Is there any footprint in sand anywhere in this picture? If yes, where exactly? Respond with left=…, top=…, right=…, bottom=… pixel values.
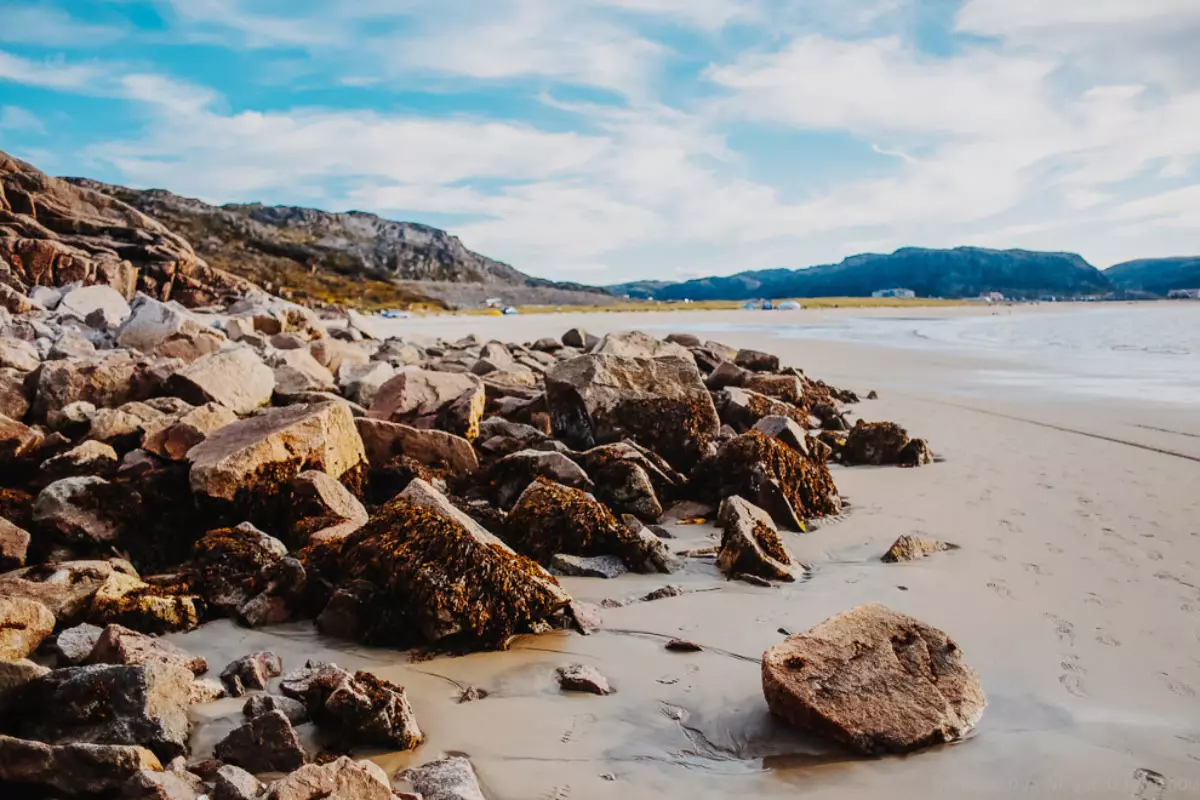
left=1133, top=767, right=1166, bottom=800
left=1095, top=630, right=1122, bottom=647
left=543, top=786, right=572, bottom=800
left=1045, top=542, right=1065, bottom=555
left=1161, top=673, right=1197, bottom=697
left=987, top=580, right=1014, bottom=600
left=1044, top=613, right=1076, bottom=646
left=1023, top=562, right=1050, bottom=576
left=990, top=553, right=1009, bottom=563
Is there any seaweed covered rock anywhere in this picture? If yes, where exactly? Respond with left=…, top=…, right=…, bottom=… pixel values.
left=279, top=663, right=422, bottom=750
left=882, top=534, right=954, bottom=563
left=761, top=603, right=986, bottom=755
left=288, top=470, right=368, bottom=545
left=707, top=431, right=841, bottom=529
left=743, top=373, right=805, bottom=406
left=355, top=417, right=479, bottom=475
left=751, top=415, right=810, bottom=458
left=716, top=496, right=801, bottom=582
left=189, top=523, right=287, bottom=616
left=714, top=387, right=806, bottom=433
left=842, top=421, right=930, bottom=467
left=0, top=558, right=137, bottom=622
left=187, top=401, right=366, bottom=525
left=14, top=662, right=193, bottom=760
left=0, top=596, right=55, bottom=660
left=367, top=368, right=486, bottom=441
left=488, top=449, right=592, bottom=508
left=545, top=353, right=718, bottom=470
left=504, top=478, right=676, bottom=573
left=320, top=488, right=571, bottom=648
left=33, top=475, right=137, bottom=543
left=84, top=571, right=202, bottom=634
left=571, top=441, right=683, bottom=522
left=0, top=735, right=164, bottom=796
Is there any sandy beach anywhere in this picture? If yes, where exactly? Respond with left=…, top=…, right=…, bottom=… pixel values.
left=171, top=303, right=1200, bottom=799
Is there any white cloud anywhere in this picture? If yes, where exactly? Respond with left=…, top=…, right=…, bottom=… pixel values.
left=0, top=50, right=104, bottom=90
left=0, top=5, right=125, bottom=47
left=0, top=105, right=45, bottom=134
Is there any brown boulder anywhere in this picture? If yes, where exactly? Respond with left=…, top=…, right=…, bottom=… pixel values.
left=0, top=515, right=30, bottom=570
left=86, top=624, right=207, bottom=675
left=733, top=348, right=779, bottom=372
left=0, top=735, right=163, bottom=796
left=279, top=662, right=423, bottom=750
left=264, top=756, right=392, bottom=800
left=400, top=756, right=487, bottom=800
left=167, top=347, right=275, bottom=414
left=0, top=596, right=55, bottom=661
left=368, top=368, right=486, bottom=440
left=0, top=336, right=39, bottom=371
left=716, top=496, right=801, bottom=582
left=0, top=367, right=30, bottom=420
left=142, top=402, right=238, bottom=461
left=707, top=431, right=841, bottom=529
left=882, top=534, right=954, bottom=562
left=40, top=439, right=120, bottom=480
left=0, top=411, right=40, bottom=459
left=743, top=373, right=805, bottom=405
left=189, top=523, right=288, bottom=615
left=289, top=470, right=369, bottom=545
left=33, top=475, right=136, bottom=543
left=593, top=330, right=691, bottom=360
left=214, top=710, right=307, bottom=774
left=33, top=353, right=140, bottom=418
left=489, top=448, right=592, bottom=508
left=761, top=603, right=986, bottom=754
left=714, top=386, right=806, bottom=433
left=842, top=420, right=929, bottom=466
left=0, top=558, right=138, bottom=622
left=220, top=651, right=283, bottom=696
left=751, top=415, right=811, bottom=457
left=355, top=417, right=479, bottom=474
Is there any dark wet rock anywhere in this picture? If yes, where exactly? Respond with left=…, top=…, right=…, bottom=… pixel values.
left=898, top=438, right=934, bottom=467
left=0, top=515, right=30, bottom=570
left=214, top=710, right=307, bottom=774
left=867, top=390, right=879, bottom=400
left=489, top=448, right=592, bottom=508
left=545, top=353, right=718, bottom=470
left=733, top=348, right=779, bottom=372
left=213, top=764, right=263, bottom=800
left=555, top=663, right=612, bottom=695
left=0, top=596, right=55, bottom=661
left=237, top=556, right=307, bottom=628
left=40, top=439, right=120, bottom=480
left=220, top=651, right=283, bottom=697
left=571, top=441, right=683, bottom=522
left=561, top=327, right=596, bottom=350
left=716, top=496, right=801, bottom=582
left=86, top=624, right=207, bottom=675
left=666, top=638, right=703, bottom=652
left=314, top=484, right=570, bottom=647
left=841, top=420, right=927, bottom=466
left=141, top=402, right=238, bottom=462
left=532, top=336, right=562, bottom=352
left=356, top=417, right=479, bottom=475
left=882, top=534, right=954, bottom=563
left=289, top=470, right=368, bottom=546
left=123, top=766, right=206, bottom=799
left=166, top=348, right=275, bottom=415
left=53, top=622, right=104, bottom=664
left=243, top=693, right=308, bottom=724
left=15, top=662, right=193, bottom=760
left=367, top=368, right=485, bottom=441
left=810, top=401, right=848, bottom=431
left=761, top=603, right=986, bottom=755
left=263, top=756, right=393, bottom=800
left=33, top=475, right=137, bottom=543
left=505, top=478, right=675, bottom=573
left=400, top=756, right=487, bottom=800
left=189, top=523, right=287, bottom=616
left=714, top=387, right=806, bottom=433
left=549, top=553, right=628, bottom=579
left=751, top=414, right=810, bottom=457
left=706, top=431, right=841, bottom=529
left=743, top=373, right=805, bottom=406
left=187, top=401, right=366, bottom=525
left=642, top=584, right=685, bottom=602
left=278, top=663, right=423, bottom=750
left=0, top=735, right=164, bottom=796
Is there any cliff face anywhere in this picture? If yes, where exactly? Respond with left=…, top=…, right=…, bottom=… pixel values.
left=614, top=247, right=1114, bottom=301
left=0, top=151, right=255, bottom=307
left=68, top=180, right=608, bottom=310
left=1106, top=257, right=1200, bottom=296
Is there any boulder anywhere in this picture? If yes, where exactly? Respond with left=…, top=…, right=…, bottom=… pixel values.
left=0, top=658, right=50, bottom=710
left=15, top=662, right=193, bottom=760
left=761, top=603, right=986, bottom=754
left=752, top=415, right=810, bottom=457
left=48, top=329, right=99, bottom=360
left=368, top=368, right=485, bottom=441
left=555, top=663, right=612, bottom=695
left=733, top=348, right=779, bottom=372
left=571, top=442, right=681, bottom=522
left=504, top=478, right=676, bottom=573
left=33, top=475, right=134, bottom=543
left=549, top=553, right=628, bottom=579
left=58, top=284, right=130, bottom=328
left=400, top=756, right=487, bottom=800
left=243, top=693, right=308, bottom=724
left=278, top=663, right=422, bottom=749
left=0, top=411, right=40, bottom=459
left=123, top=767, right=206, bottom=799
left=88, top=400, right=165, bottom=450
left=545, top=354, right=719, bottom=470
left=142, top=402, right=238, bottom=461
left=86, top=624, right=207, bottom=675
left=0, top=336, right=40, bottom=371
left=898, top=438, right=934, bottom=467
left=150, top=328, right=227, bottom=363
left=308, top=339, right=371, bottom=374
left=213, top=764, right=263, bottom=800
left=714, top=387, right=805, bottom=433
left=289, top=470, right=369, bottom=545
left=33, top=353, right=141, bottom=418
left=561, top=327, right=596, bottom=349
left=0, top=559, right=138, bottom=622
left=0, top=735, right=163, bottom=796
left=220, top=651, right=283, bottom=697
left=236, top=555, right=307, bottom=628
left=85, top=571, right=202, bottom=634
left=167, top=348, right=275, bottom=414
left=882, top=534, right=954, bottom=562
left=0, top=596, right=55, bottom=661
left=40, top=439, right=120, bottom=480
left=0, top=367, right=30, bottom=419
left=117, top=297, right=209, bottom=352
left=338, top=360, right=394, bottom=407
left=214, top=710, right=307, bottom=774
left=841, top=421, right=927, bottom=466
left=0, top=515, right=31, bottom=569
left=355, top=417, right=479, bottom=474
left=716, top=496, right=800, bottom=582
left=187, top=401, right=366, bottom=521
left=263, top=756, right=392, bottom=800
left=743, top=373, right=805, bottom=405
left=707, top=431, right=841, bottom=529
left=593, top=330, right=692, bottom=360
left=53, top=622, right=104, bottom=664
left=189, top=523, right=287, bottom=615
left=489, top=448, right=592, bottom=508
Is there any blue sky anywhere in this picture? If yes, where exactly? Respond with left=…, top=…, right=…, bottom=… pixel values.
left=1, top=1, right=1198, bottom=282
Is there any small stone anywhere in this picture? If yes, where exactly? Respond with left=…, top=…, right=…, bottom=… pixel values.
left=665, top=638, right=703, bottom=652
left=882, top=534, right=954, bottom=563
left=243, top=693, right=308, bottom=724
left=189, top=678, right=226, bottom=704
left=53, top=622, right=105, bottom=664
left=556, top=663, right=612, bottom=695
left=220, top=651, right=283, bottom=697
left=867, top=390, right=879, bottom=400
left=642, top=585, right=685, bottom=602
left=456, top=685, right=489, bottom=703
left=214, top=710, right=307, bottom=774
left=213, top=764, right=263, bottom=800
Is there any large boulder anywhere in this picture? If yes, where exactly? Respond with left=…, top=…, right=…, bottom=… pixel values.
left=0, top=558, right=138, bottom=622
left=761, top=603, right=986, bottom=755
left=289, top=470, right=369, bottom=545
left=488, top=448, right=592, bottom=508
left=263, top=756, right=392, bottom=800
left=0, top=596, right=55, bottom=660
left=187, top=401, right=366, bottom=523
left=367, top=368, right=485, bottom=441
left=87, top=400, right=165, bottom=450
left=716, top=496, right=800, bottom=582
left=571, top=441, right=683, bottom=522
left=117, top=296, right=210, bottom=353
left=14, top=662, right=193, bottom=760
left=33, top=353, right=141, bottom=418
left=188, top=523, right=288, bottom=616
left=714, top=387, right=806, bottom=433
left=86, top=624, right=207, bottom=675
left=166, top=348, right=275, bottom=414
left=141, top=402, right=238, bottom=461
left=40, top=439, right=121, bottom=481
left=399, top=756, right=487, bottom=800
left=355, top=417, right=479, bottom=474
left=214, top=710, right=307, bottom=774
left=593, top=330, right=692, bottom=360
left=57, top=284, right=131, bottom=328
left=278, top=662, right=422, bottom=750
left=0, top=735, right=163, bottom=796
left=707, top=431, right=841, bottom=529
left=545, top=354, right=719, bottom=470
left=841, top=420, right=931, bottom=467
left=33, top=475, right=135, bottom=543
left=338, top=360, right=394, bottom=407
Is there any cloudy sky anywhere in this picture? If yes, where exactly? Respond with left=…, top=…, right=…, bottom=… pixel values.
left=1, top=1, right=1197, bottom=282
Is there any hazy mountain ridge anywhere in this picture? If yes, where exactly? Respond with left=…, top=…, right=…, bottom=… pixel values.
left=1105, top=257, right=1200, bottom=296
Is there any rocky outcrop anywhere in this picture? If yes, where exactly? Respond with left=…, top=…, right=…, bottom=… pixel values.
left=761, top=603, right=986, bottom=754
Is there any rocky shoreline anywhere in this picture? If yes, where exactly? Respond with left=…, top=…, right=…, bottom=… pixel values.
left=1, top=150, right=982, bottom=798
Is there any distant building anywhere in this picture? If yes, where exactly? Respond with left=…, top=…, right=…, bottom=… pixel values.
left=979, top=291, right=1005, bottom=302
left=1168, top=288, right=1200, bottom=299
left=483, top=297, right=505, bottom=308
left=872, top=288, right=915, bottom=299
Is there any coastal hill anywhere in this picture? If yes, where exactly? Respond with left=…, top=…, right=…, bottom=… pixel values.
left=609, top=247, right=1114, bottom=301
left=1105, top=257, right=1200, bottom=296
left=67, top=178, right=611, bottom=310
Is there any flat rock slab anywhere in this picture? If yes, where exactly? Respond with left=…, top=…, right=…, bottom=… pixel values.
left=549, top=553, right=629, bottom=579
left=167, top=347, right=275, bottom=415
left=0, top=734, right=163, bottom=796
left=761, top=603, right=986, bottom=755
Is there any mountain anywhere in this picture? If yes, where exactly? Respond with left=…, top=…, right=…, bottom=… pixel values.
left=0, top=151, right=255, bottom=307
left=68, top=179, right=610, bottom=310
left=611, top=247, right=1113, bottom=301
left=1105, top=257, right=1200, bottom=296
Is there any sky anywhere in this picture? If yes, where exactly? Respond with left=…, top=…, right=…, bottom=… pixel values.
left=1, top=1, right=1198, bottom=283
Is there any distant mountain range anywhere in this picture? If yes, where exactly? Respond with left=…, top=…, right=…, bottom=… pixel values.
left=609, top=247, right=1200, bottom=301
left=68, top=178, right=609, bottom=310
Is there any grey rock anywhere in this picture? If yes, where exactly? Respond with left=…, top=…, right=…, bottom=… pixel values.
left=214, top=710, right=307, bottom=774
left=400, top=756, right=487, bottom=800
left=555, top=663, right=612, bottom=695
left=243, top=693, right=308, bottom=724
left=549, top=553, right=628, bottom=579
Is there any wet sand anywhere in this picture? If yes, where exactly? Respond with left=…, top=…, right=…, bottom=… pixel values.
left=173, top=307, right=1200, bottom=798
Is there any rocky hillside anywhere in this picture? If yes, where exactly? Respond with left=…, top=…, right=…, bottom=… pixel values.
left=0, top=151, right=256, bottom=308
left=612, top=247, right=1114, bottom=301
left=69, top=179, right=610, bottom=310
left=1106, top=257, right=1200, bottom=296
